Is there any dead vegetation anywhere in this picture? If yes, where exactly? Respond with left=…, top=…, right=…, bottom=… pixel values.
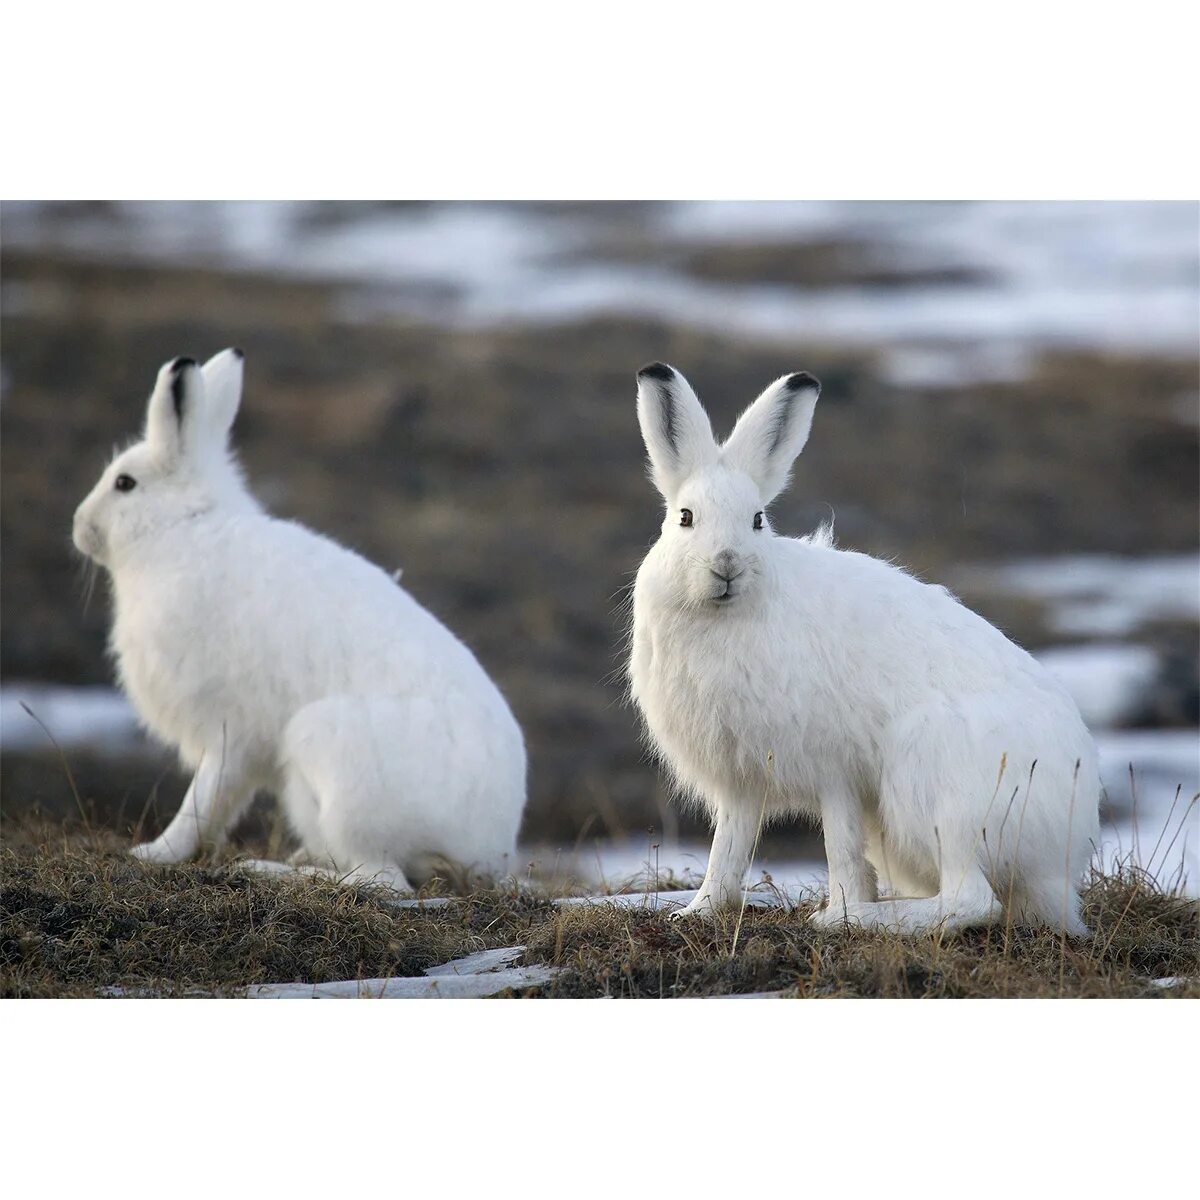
left=2, top=821, right=1195, bottom=999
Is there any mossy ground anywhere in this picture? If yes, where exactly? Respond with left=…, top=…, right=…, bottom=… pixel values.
left=3, top=820, right=1195, bottom=999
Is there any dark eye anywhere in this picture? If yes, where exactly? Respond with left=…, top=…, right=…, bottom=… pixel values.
left=679, top=509, right=694, bottom=528
left=753, top=512, right=764, bottom=530
left=114, top=474, right=137, bottom=493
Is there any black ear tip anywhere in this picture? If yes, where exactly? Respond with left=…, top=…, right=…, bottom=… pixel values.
left=785, top=371, right=821, bottom=393
left=169, top=356, right=197, bottom=375
left=230, top=347, right=244, bottom=360
left=638, top=362, right=675, bottom=382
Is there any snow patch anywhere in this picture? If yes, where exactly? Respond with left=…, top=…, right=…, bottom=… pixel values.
left=1034, top=643, right=1159, bottom=728
left=248, top=966, right=556, bottom=999
left=0, top=684, right=144, bottom=752
left=958, top=554, right=1199, bottom=637
left=5, top=201, right=1196, bottom=383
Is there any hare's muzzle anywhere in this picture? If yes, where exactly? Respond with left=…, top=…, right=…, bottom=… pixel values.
left=72, top=511, right=103, bottom=561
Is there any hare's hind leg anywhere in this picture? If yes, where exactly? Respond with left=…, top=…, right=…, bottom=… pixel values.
left=132, top=743, right=255, bottom=864
left=279, top=694, right=514, bottom=893
left=812, top=700, right=1007, bottom=933
left=278, top=762, right=413, bottom=893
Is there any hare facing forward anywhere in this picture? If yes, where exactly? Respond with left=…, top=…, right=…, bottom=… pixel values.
left=73, top=350, right=526, bottom=890
left=629, top=363, right=1099, bottom=935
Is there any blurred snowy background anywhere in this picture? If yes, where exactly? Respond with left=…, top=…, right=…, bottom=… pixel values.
left=1, top=201, right=1196, bottom=891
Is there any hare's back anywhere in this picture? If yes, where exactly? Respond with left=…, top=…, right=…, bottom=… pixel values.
left=781, top=540, right=1057, bottom=692
left=152, top=513, right=481, bottom=698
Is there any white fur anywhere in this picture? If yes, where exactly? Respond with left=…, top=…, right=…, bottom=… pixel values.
left=73, top=350, right=526, bottom=889
left=628, top=363, right=1099, bottom=935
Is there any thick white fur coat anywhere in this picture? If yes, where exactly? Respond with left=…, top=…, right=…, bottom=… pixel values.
left=629, top=363, right=1099, bottom=933
left=74, top=351, right=526, bottom=889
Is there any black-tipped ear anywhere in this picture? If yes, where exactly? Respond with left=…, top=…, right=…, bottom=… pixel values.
left=721, top=372, right=821, bottom=502
left=635, top=363, right=717, bottom=498
left=168, top=357, right=198, bottom=421
left=638, top=364, right=681, bottom=458
left=146, top=356, right=201, bottom=458
left=638, top=361, right=676, bottom=383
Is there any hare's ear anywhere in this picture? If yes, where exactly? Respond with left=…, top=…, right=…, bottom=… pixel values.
left=145, top=356, right=203, bottom=460
left=636, top=363, right=717, bottom=498
left=199, top=348, right=245, bottom=445
left=721, top=372, right=820, bottom=503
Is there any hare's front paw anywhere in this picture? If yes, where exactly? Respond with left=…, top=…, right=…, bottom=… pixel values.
left=670, top=893, right=718, bottom=921
left=130, top=837, right=189, bottom=865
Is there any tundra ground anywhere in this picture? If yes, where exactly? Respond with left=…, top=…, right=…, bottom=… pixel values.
left=3, top=819, right=1195, bottom=999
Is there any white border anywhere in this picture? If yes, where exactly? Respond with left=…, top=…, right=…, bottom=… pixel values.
left=1, top=2, right=1197, bottom=198
left=2, top=1001, right=1196, bottom=1192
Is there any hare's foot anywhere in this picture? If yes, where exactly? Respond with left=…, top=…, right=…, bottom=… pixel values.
left=808, top=900, right=861, bottom=930
left=809, top=879, right=880, bottom=930
left=130, top=835, right=194, bottom=865
left=808, top=882, right=999, bottom=935
left=669, top=891, right=720, bottom=921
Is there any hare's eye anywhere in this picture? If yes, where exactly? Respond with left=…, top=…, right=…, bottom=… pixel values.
left=679, top=509, right=694, bottom=528
left=114, top=474, right=137, bottom=493
left=753, top=511, right=764, bottom=531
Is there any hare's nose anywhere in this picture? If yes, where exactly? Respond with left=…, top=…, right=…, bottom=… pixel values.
left=710, top=551, right=743, bottom=583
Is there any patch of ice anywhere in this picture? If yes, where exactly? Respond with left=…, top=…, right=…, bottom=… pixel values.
left=1034, top=643, right=1160, bottom=728
left=248, top=965, right=555, bottom=999
left=554, top=887, right=804, bottom=911
left=424, top=946, right=528, bottom=976
left=710, top=990, right=792, bottom=999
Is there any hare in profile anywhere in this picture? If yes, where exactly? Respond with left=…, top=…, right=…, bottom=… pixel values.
left=73, top=350, right=526, bottom=890
left=628, top=362, right=1099, bottom=934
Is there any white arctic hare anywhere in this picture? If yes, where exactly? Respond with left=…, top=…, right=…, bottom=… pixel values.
left=629, top=362, right=1099, bottom=935
left=72, top=350, right=526, bottom=890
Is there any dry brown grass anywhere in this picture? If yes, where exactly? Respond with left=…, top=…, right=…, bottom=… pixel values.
left=3, top=821, right=1195, bottom=999
left=525, top=864, right=1199, bottom=998
left=0, top=824, right=555, bottom=997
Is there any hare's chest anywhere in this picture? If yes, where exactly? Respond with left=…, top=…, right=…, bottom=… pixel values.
left=110, top=577, right=232, bottom=753
left=632, top=618, right=804, bottom=800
